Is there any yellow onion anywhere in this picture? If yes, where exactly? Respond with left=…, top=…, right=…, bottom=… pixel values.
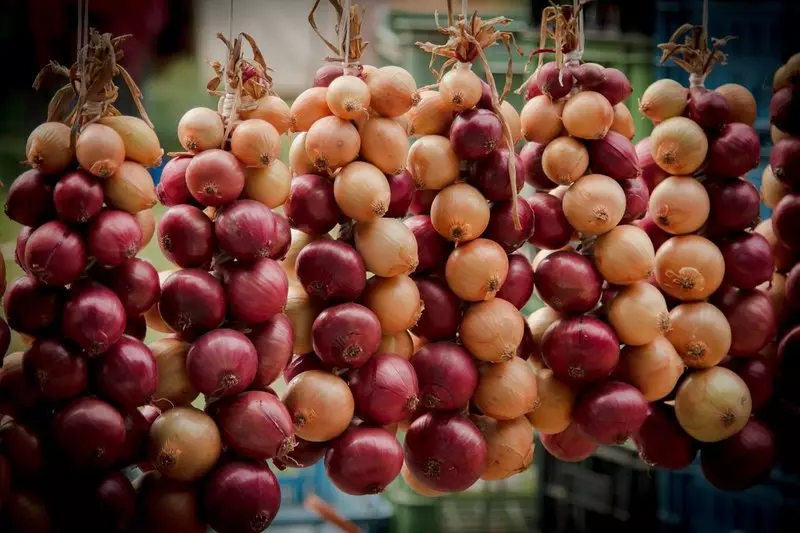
left=144, top=269, right=178, bottom=333
left=77, top=123, right=126, bottom=178
left=594, top=225, right=655, bottom=285
left=136, top=209, right=156, bottom=248
left=758, top=272, right=788, bottom=325
left=617, top=336, right=685, bottom=401
left=240, top=94, right=292, bottom=134
left=359, top=118, right=409, bottom=175
left=393, top=113, right=412, bottom=135
left=473, top=357, right=538, bottom=421
left=771, top=125, right=790, bottom=144
left=289, top=133, right=315, bottom=176
left=527, top=306, right=562, bottom=348
left=290, top=87, right=332, bottom=132
left=230, top=119, right=281, bottom=167
left=608, top=282, right=669, bottom=346
left=326, top=75, right=371, bottom=120
left=362, top=274, right=422, bottom=335
left=715, top=83, right=757, bottom=126
left=762, top=166, right=789, bottom=209
left=460, top=298, right=524, bottom=362
left=562, top=174, right=626, bottom=235
left=666, top=302, right=732, bottom=368
left=407, top=135, right=460, bottom=190
left=430, top=183, right=490, bottom=242
left=305, top=116, right=361, bottom=174
left=401, top=464, right=443, bottom=497
left=542, top=136, right=589, bottom=186
left=283, top=230, right=330, bottom=281
left=520, top=95, right=564, bottom=144
left=655, top=235, right=725, bottom=301
left=649, top=176, right=709, bottom=235
left=354, top=218, right=419, bottom=277
left=178, top=107, right=224, bottom=152
left=474, top=415, right=534, bottom=481
left=650, top=117, right=708, bottom=175
left=99, top=115, right=163, bottom=167
left=334, top=161, right=390, bottom=221
left=285, top=283, right=322, bottom=354
left=439, top=64, right=483, bottom=112
left=407, top=90, right=454, bottom=136
left=610, top=103, right=635, bottom=139
left=244, top=160, right=291, bottom=208
left=445, top=238, right=509, bottom=301
left=773, top=53, right=800, bottom=91
left=378, top=331, right=415, bottom=360
left=26, top=122, right=73, bottom=174
left=366, top=66, right=417, bottom=118
left=638, top=79, right=688, bottom=123
left=102, top=161, right=158, bottom=214
left=562, top=91, right=614, bottom=139
left=149, top=337, right=198, bottom=410
left=526, top=368, right=574, bottom=434
left=500, top=100, right=523, bottom=145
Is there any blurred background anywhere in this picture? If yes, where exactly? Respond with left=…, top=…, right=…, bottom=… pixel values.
left=2, top=0, right=800, bottom=532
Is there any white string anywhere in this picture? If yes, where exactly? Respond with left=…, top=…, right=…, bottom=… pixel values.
left=343, top=0, right=351, bottom=72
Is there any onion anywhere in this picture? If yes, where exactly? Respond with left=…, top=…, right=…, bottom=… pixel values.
left=366, top=66, right=416, bottom=118
left=238, top=315, right=291, bottom=391
left=106, top=258, right=160, bottom=316
left=519, top=141, right=554, bottom=190
left=619, top=178, right=649, bottom=224
left=608, top=282, right=670, bottom=346
left=610, top=102, right=635, bottom=139
left=354, top=217, right=419, bottom=276
left=53, top=169, right=103, bottom=223
left=305, top=116, right=360, bottom=174
left=771, top=87, right=800, bottom=135
left=655, top=235, right=725, bottom=301
left=536, top=62, right=574, bottom=100
left=235, top=95, right=291, bottom=134
left=215, top=199, right=278, bottom=261
left=177, top=107, right=224, bottom=152
left=0, top=352, right=39, bottom=409
left=473, top=356, right=537, bottom=420
left=157, top=205, right=213, bottom=268
left=639, top=79, right=688, bottom=122
left=74, top=123, right=125, bottom=178
left=685, top=88, right=729, bottom=130
left=542, top=315, right=620, bottom=383
left=535, top=250, right=601, bottom=314
left=472, top=415, right=534, bottom=481
left=635, top=213, right=671, bottom=252
left=0, top=320, right=9, bottom=357
left=725, top=357, right=774, bottom=412
left=157, top=157, right=194, bottom=206
left=460, top=298, right=524, bottom=363
left=450, top=108, right=502, bottom=160
left=88, top=209, right=142, bottom=267
left=404, top=215, right=452, bottom=273
left=333, top=161, right=390, bottom=221
left=93, top=335, right=157, bottom=409
left=208, top=462, right=284, bottom=533
left=323, top=426, right=402, bottom=496
left=496, top=253, right=535, bottom=310
left=314, top=64, right=348, bottom=87
left=413, top=342, right=477, bottom=411
left=445, top=238, right=509, bottom=301
left=184, top=149, right=245, bottom=206
left=0, top=420, right=45, bottom=478
left=716, top=83, right=757, bottom=126
left=362, top=275, right=422, bottom=335
left=25, top=220, right=87, bottom=285
left=285, top=173, right=341, bottom=234
left=594, top=68, right=631, bottom=106
left=378, top=331, right=414, bottom=360
left=562, top=174, right=626, bottom=235
left=212, top=390, right=295, bottom=461
left=25, top=121, right=72, bottom=174
left=241, top=160, right=291, bottom=209
left=407, top=134, right=459, bottom=190
left=759, top=272, right=788, bottom=325
left=526, top=193, right=573, bottom=249
left=413, top=276, right=462, bottom=341
left=616, top=336, right=684, bottom=401
left=325, top=75, right=371, bottom=120
left=401, top=463, right=443, bottom=497
left=290, top=87, right=333, bottom=132
left=186, top=329, right=257, bottom=397
left=3, top=275, right=64, bottom=335
left=636, top=137, right=669, bottom=193
left=102, top=161, right=158, bottom=214
left=562, top=91, right=614, bottom=139
left=526, top=305, right=561, bottom=357
left=350, top=353, right=419, bottom=425
left=283, top=230, right=328, bottom=281
left=770, top=137, right=800, bottom=188
left=296, top=239, right=365, bottom=302
left=285, top=285, right=322, bottom=354
left=774, top=193, right=800, bottom=251
left=541, top=136, right=589, bottom=186
left=62, top=282, right=126, bottom=356
left=666, top=302, right=731, bottom=368
left=409, top=189, right=437, bottom=215
left=1, top=490, right=53, bottom=533
left=520, top=95, right=564, bottom=144
left=650, top=117, right=708, bottom=175
left=590, top=136, right=641, bottom=187
left=14, top=226, right=33, bottom=272
left=483, top=199, right=534, bottom=254
left=408, top=90, right=454, bottom=136
left=149, top=338, right=197, bottom=410
left=633, top=403, right=697, bottom=470
left=136, top=472, right=206, bottom=533
left=4, top=169, right=55, bottom=227
left=158, top=269, right=226, bottom=339
left=271, top=213, right=292, bottom=260
left=53, top=397, right=126, bottom=469
left=720, top=233, right=774, bottom=290
left=499, top=100, right=523, bottom=145
left=574, top=381, right=648, bottom=445
left=705, top=177, right=761, bottom=235
left=288, top=132, right=315, bottom=175
left=706, top=123, right=761, bottom=178
left=283, top=352, right=329, bottom=383
left=229, top=119, right=280, bottom=168
left=222, top=258, right=288, bottom=324
left=713, top=287, right=776, bottom=357
left=358, top=118, right=408, bottom=176
left=471, top=148, right=525, bottom=201
left=149, top=407, right=222, bottom=480
left=594, top=224, right=656, bottom=286
left=539, top=422, right=597, bottom=462
left=701, top=419, right=775, bottom=491
left=430, top=183, right=490, bottom=242
left=283, top=370, right=354, bottom=442
left=273, top=437, right=328, bottom=470
left=572, top=62, right=604, bottom=90
left=438, top=63, right=483, bottom=111
left=312, top=303, right=382, bottom=368
left=526, top=368, right=574, bottom=434
left=649, top=176, right=710, bottom=234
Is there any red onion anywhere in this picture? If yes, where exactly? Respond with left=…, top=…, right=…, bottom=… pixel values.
left=15, top=226, right=33, bottom=272
left=203, top=460, right=281, bottom=533
left=788, top=263, right=800, bottom=309
left=724, top=357, right=774, bottom=412
left=470, top=148, right=525, bottom=201
left=0, top=319, right=9, bottom=357
left=386, top=170, right=414, bottom=217
left=526, top=193, right=573, bottom=249
left=22, top=338, right=87, bottom=401
left=411, top=342, right=477, bottom=410
left=595, top=68, right=632, bottom=106
left=778, top=325, right=800, bottom=379
left=62, top=282, right=126, bottom=356
left=53, top=397, right=126, bottom=469
left=215, top=199, right=278, bottom=261
left=3, top=275, right=64, bottom=335
left=186, top=328, right=258, bottom=397
left=705, top=177, right=761, bottom=235
left=636, top=137, right=669, bottom=193
left=295, top=240, right=366, bottom=302
left=572, top=62, right=605, bottom=90
left=687, top=87, right=730, bottom=129
left=483, top=198, right=535, bottom=253
left=53, top=170, right=103, bottom=223
left=404, top=412, right=487, bottom=492
left=633, top=403, right=697, bottom=470
left=573, top=381, right=648, bottom=445
left=106, top=258, right=161, bottom=316
left=94, top=335, right=158, bottom=408
left=542, top=315, right=620, bottom=383
left=314, top=64, right=346, bottom=87
left=635, top=213, right=671, bottom=251
left=619, top=178, right=649, bottom=223
left=770, top=86, right=800, bottom=136
left=474, top=79, right=493, bottom=109
left=157, top=205, right=214, bottom=268
left=524, top=76, right=543, bottom=100
left=135, top=471, right=207, bottom=533
left=84, top=471, right=136, bottom=532
left=706, top=123, right=761, bottom=178
left=540, top=422, right=598, bottom=462
left=587, top=131, right=640, bottom=181
left=409, top=189, right=438, bottom=215
left=273, top=437, right=328, bottom=470
left=713, top=287, right=776, bottom=356
left=720, top=233, right=774, bottom=289
left=25, top=221, right=87, bottom=285
left=350, top=353, right=419, bottom=425
left=412, top=277, right=462, bottom=341
left=449, top=108, right=503, bottom=160
left=283, top=352, right=330, bottom=383
left=516, top=321, right=536, bottom=361
left=325, top=426, right=403, bottom=495
left=0, top=421, right=46, bottom=478
left=770, top=137, right=800, bottom=188
left=404, top=215, right=452, bottom=273
left=535, top=250, right=601, bottom=314
left=222, top=258, right=288, bottom=324
left=312, top=303, right=382, bottom=368
left=1, top=490, right=52, bottom=533
left=773, top=193, right=800, bottom=251
left=88, top=210, right=142, bottom=267
left=519, top=141, right=554, bottom=190
left=496, top=253, right=535, bottom=310
left=158, top=269, right=226, bottom=339
left=118, top=404, right=161, bottom=466
left=700, top=419, right=776, bottom=491
left=214, top=390, right=296, bottom=460
left=271, top=213, right=292, bottom=260
left=185, top=149, right=245, bottom=206
left=4, top=169, right=55, bottom=227
left=536, top=62, right=574, bottom=100
left=249, top=314, right=294, bottom=389
left=156, top=157, right=195, bottom=206
left=0, top=455, right=7, bottom=508
left=284, top=173, right=341, bottom=234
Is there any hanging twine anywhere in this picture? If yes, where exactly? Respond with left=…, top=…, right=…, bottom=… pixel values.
left=308, top=0, right=368, bottom=70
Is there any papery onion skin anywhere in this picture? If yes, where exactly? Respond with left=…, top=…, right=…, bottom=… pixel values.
left=404, top=215, right=452, bottom=274
left=526, top=368, right=574, bottom=435
left=312, top=303, right=382, bottom=368
left=770, top=137, right=800, bottom=188
left=186, top=329, right=257, bottom=397
left=471, top=148, right=526, bottom=201
left=407, top=135, right=459, bottom=190
left=473, top=415, right=534, bottom=481
left=25, top=121, right=73, bottom=174
left=94, top=335, right=158, bottom=409
left=608, top=282, right=670, bottom=346
left=460, top=298, right=524, bottom=363
left=282, top=370, right=355, bottom=442
left=587, top=131, right=640, bottom=181
left=213, top=390, right=295, bottom=461
left=5, top=169, right=56, bottom=227
left=157, top=157, right=195, bottom=207
left=53, top=397, right=127, bottom=470
left=54, top=170, right=104, bottom=223
left=594, top=225, right=656, bottom=286
left=654, top=235, right=725, bottom=301
left=483, top=198, right=534, bottom=253
left=596, top=68, right=632, bottom=106
left=149, top=406, right=222, bottom=481
left=616, top=336, right=685, bottom=401
left=76, top=123, right=125, bottom=178
left=649, top=176, right=710, bottom=235
left=712, top=287, right=777, bottom=357
left=362, top=274, right=422, bottom=335
left=445, top=238, right=509, bottom=302
left=706, top=122, right=761, bottom=178
left=283, top=353, right=330, bottom=383
left=536, top=62, right=574, bottom=100
left=159, top=269, right=226, bottom=339
left=22, top=338, right=87, bottom=401
left=106, top=258, right=161, bottom=316
left=366, top=66, right=417, bottom=118
left=724, top=357, right=774, bottom=412
left=102, top=160, right=158, bottom=214
left=633, top=403, right=697, bottom=470
left=473, top=356, right=537, bottom=420
left=349, top=353, right=420, bottom=425
left=157, top=205, right=214, bottom=268
left=430, top=183, right=490, bottom=243
left=773, top=193, right=800, bottom=251
left=639, top=79, right=688, bottom=122
left=720, top=233, right=774, bottom=290
left=611, top=102, right=636, bottom=139
left=178, top=107, right=224, bottom=152
left=700, top=419, right=776, bottom=491
left=62, top=281, right=126, bottom=356
left=450, top=108, right=503, bottom=161
left=25, top=221, right=88, bottom=286
left=539, top=422, right=597, bottom=462
left=413, top=276, right=462, bottom=341
left=667, top=302, right=732, bottom=368
left=290, top=87, right=333, bottom=132
left=542, top=315, right=620, bottom=383
left=541, top=136, right=589, bottom=187
left=273, top=437, right=329, bottom=470
left=243, top=160, right=292, bottom=209
left=687, top=87, right=730, bottom=129
left=185, top=149, right=245, bottom=207
left=636, top=137, right=669, bottom=193
left=562, top=174, right=626, bottom=235
left=496, top=253, right=535, bottom=310
left=535, top=250, right=601, bottom=314
left=222, top=258, right=288, bottom=324
left=716, top=83, right=757, bottom=126
left=635, top=213, right=671, bottom=251
left=386, top=170, right=415, bottom=218
left=705, top=177, right=761, bottom=236
left=149, top=337, right=198, bottom=410
left=88, top=209, right=142, bottom=267
left=573, top=381, right=648, bottom=445
left=285, top=173, right=341, bottom=235
left=521, top=95, right=564, bottom=144
left=562, top=91, right=614, bottom=140
left=519, top=141, right=555, bottom=190
left=408, top=91, right=455, bottom=136
left=412, top=342, right=477, bottom=411
left=202, top=459, right=281, bottom=533
left=620, top=178, right=650, bottom=224
left=215, top=199, right=278, bottom=261
left=650, top=116, right=708, bottom=175
left=3, top=275, right=65, bottom=335
left=526, top=193, right=573, bottom=249
left=325, top=426, right=404, bottom=495
left=296, top=239, right=366, bottom=302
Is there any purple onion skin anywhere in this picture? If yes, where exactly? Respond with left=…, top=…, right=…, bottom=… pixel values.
left=106, top=258, right=161, bottom=316
left=633, top=403, right=698, bottom=470
left=496, top=254, right=535, bottom=310
left=573, top=63, right=605, bottom=91
left=15, top=226, right=34, bottom=272
left=637, top=137, right=669, bottom=193
left=283, top=353, right=331, bottom=383
left=249, top=314, right=294, bottom=390
left=186, top=328, right=258, bottom=397
left=706, top=123, right=761, bottom=178
left=770, top=86, right=800, bottom=136
left=704, top=178, right=761, bottom=236
left=477, top=80, right=493, bottom=109
left=0, top=319, right=9, bottom=357
left=536, top=62, right=574, bottom=100
left=52, top=397, right=127, bottom=470
left=94, top=335, right=158, bottom=409
left=295, top=240, right=366, bottom=302
left=413, top=277, right=462, bottom=341
left=573, top=381, right=648, bottom=445
left=117, top=405, right=160, bottom=467
left=596, top=68, right=632, bottom=106
left=788, top=263, right=800, bottom=309
left=123, top=314, right=146, bottom=341
left=158, top=269, right=226, bottom=340
left=3, top=275, right=65, bottom=336
left=312, top=303, right=382, bottom=368
left=587, top=131, right=640, bottom=181
left=350, top=353, right=420, bottom=425
left=203, top=460, right=281, bottom=533
left=700, top=419, right=776, bottom=491
left=25, top=220, right=88, bottom=286
left=687, top=87, right=731, bottom=130
left=535, top=251, right=602, bottom=314
left=527, top=193, right=573, bottom=249
left=22, top=338, right=88, bottom=401
left=770, top=137, right=800, bottom=188
left=542, top=315, right=620, bottom=383
left=4, top=169, right=55, bottom=227
left=386, top=170, right=415, bottom=218
left=157, top=204, right=214, bottom=269
left=713, top=287, right=777, bottom=357
left=325, top=426, right=403, bottom=495
left=222, top=258, right=288, bottom=325
left=215, top=199, right=277, bottom=262
left=273, top=438, right=328, bottom=470
left=409, top=189, right=437, bottom=215
left=724, top=357, right=774, bottom=412
left=520, top=141, right=554, bottom=190
left=214, top=390, right=295, bottom=460
left=54, top=170, right=104, bottom=223
left=284, top=174, right=341, bottom=235
left=482, top=198, right=535, bottom=253
left=449, top=108, right=503, bottom=161
left=411, top=342, right=478, bottom=410
left=62, top=281, right=127, bottom=357
left=404, top=412, right=487, bottom=492
left=470, top=149, right=526, bottom=201
left=540, top=422, right=598, bottom=462
left=0, top=421, right=46, bottom=479
left=313, top=64, right=361, bottom=87
left=720, top=233, right=775, bottom=290
left=635, top=214, right=671, bottom=251
left=620, top=178, right=649, bottom=223
left=88, top=210, right=142, bottom=267
left=405, top=215, right=452, bottom=274
left=774, top=193, right=800, bottom=251
left=156, top=157, right=195, bottom=206
left=271, top=213, right=292, bottom=260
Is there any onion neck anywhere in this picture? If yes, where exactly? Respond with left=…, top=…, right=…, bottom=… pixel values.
left=689, top=73, right=706, bottom=89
